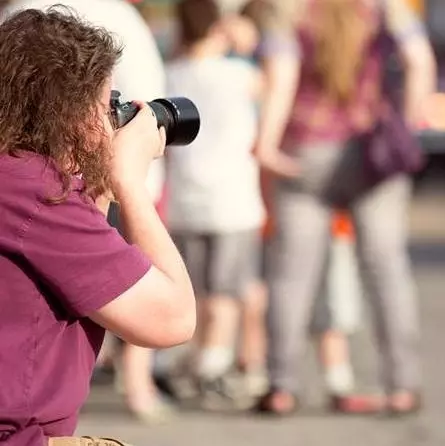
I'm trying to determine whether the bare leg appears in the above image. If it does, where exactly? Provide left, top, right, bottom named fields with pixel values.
left=317, top=330, right=355, bottom=396
left=121, top=344, right=173, bottom=423
left=96, top=331, right=117, bottom=368
left=238, top=279, right=269, bottom=397
left=238, top=280, right=268, bottom=372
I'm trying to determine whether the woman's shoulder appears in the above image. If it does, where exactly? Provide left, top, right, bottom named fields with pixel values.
left=0, top=151, right=54, bottom=182
left=0, top=151, right=83, bottom=199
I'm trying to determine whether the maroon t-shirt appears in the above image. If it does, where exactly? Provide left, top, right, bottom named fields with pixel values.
left=0, top=153, right=151, bottom=445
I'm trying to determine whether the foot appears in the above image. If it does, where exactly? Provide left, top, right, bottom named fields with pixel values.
left=196, top=375, right=241, bottom=411
left=330, top=393, right=386, bottom=414
left=127, top=394, right=175, bottom=425
left=242, top=368, right=269, bottom=398
left=256, top=389, right=299, bottom=416
left=167, top=373, right=201, bottom=402
left=387, top=391, right=421, bottom=415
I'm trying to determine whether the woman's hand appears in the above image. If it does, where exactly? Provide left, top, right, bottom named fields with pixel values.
left=253, top=43, right=301, bottom=178
left=254, top=144, right=300, bottom=179
left=110, top=101, right=166, bottom=197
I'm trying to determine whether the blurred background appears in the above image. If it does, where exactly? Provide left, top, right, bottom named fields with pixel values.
left=20, top=0, right=445, bottom=444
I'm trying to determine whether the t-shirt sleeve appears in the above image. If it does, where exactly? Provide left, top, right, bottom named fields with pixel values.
left=21, top=190, right=151, bottom=317
left=255, top=1, right=302, bottom=60
left=384, top=0, right=426, bottom=42
left=257, top=30, right=301, bottom=59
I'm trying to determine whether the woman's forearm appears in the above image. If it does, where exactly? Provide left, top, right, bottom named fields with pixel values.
left=258, top=55, right=299, bottom=148
left=402, top=38, right=437, bottom=127
left=255, top=54, right=300, bottom=176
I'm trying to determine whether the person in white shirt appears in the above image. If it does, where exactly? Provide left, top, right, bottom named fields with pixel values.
left=165, top=0, right=265, bottom=408
left=2, top=0, right=170, bottom=424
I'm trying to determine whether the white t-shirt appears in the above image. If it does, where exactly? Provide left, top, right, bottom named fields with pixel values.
left=3, top=0, right=166, bottom=201
left=166, top=56, right=264, bottom=233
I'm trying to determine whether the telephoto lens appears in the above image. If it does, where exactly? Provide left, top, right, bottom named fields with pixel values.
left=110, top=90, right=200, bottom=146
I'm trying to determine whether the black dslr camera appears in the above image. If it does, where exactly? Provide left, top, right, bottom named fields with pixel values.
left=110, top=90, right=201, bottom=146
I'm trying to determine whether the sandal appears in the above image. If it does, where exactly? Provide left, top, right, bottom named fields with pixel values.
left=127, top=395, right=175, bottom=425
left=330, top=393, right=387, bottom=415
left=255, top=389, right=299, bottom=416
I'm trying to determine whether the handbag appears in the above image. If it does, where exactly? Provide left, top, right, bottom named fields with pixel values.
left=362, top=100, right=425, bottom=184
left=361, top=5, right=425, bottom=185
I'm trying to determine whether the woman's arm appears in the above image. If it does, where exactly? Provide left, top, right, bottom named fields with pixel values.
left=254, top=36, right=301, bottom=177
left=400, top=35, right=437, bottom=127
left=386, top=0, right=437, bottom=126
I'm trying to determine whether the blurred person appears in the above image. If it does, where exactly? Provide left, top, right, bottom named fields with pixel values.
left=253, top=0, right=436, bottom=415
left=165, top=0, right=265, bottom=409
left=0, top=7, right=195, bottom=446
left=313, top=213, right=364, bottom=407
left=219, top=11, right=270, bottom=398
left=223, top=12, right=260, bottom=59
left=3, top=0, right=172, bottom=424
left=237, top=0, right=361, bottom=407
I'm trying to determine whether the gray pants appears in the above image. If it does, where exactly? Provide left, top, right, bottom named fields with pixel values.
left=267, top=140, right=420, bottom=394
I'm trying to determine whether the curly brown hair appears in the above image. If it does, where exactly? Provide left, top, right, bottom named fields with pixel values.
left=0, top=6, right=123, bottom=199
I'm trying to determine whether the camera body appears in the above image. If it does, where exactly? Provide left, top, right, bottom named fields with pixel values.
left=110, top=90, right=201, bottom=146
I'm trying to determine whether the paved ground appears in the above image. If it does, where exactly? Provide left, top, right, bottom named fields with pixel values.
left=76, top=177, right=445, bottom=446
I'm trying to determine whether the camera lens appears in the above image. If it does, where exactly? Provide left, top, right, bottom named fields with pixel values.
left=110, top=90, right=200, bottom=146
left=149, top=98, right=201, bottom=146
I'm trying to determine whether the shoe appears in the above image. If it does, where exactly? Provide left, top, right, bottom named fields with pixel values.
left=330, top=393, right=386, bottom=415
left=243, top=369, right=269, bottom=398
left=255, top=389, right=299, bottom=416
left=196, top=375, right=240, bottom=411
left=128, top=396, right=175, bottom=425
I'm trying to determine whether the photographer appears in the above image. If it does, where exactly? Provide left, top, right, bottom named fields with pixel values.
left=3, top=0, right=172, bottom=424
left=0, top=7, right=195, bottom=446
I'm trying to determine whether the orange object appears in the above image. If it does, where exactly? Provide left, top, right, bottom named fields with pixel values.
left=260, top=170, right=275, bottom=240
left=262, top=211, right=355, bottom=240
left=332, top=211, right=355, bottom=239
left=259, top=169, right=355, bottom=240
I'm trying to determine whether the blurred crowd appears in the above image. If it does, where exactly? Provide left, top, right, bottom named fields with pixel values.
left=93, top=0, right=437, bottom=423
left=2, top=0, right=438, bottom=426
